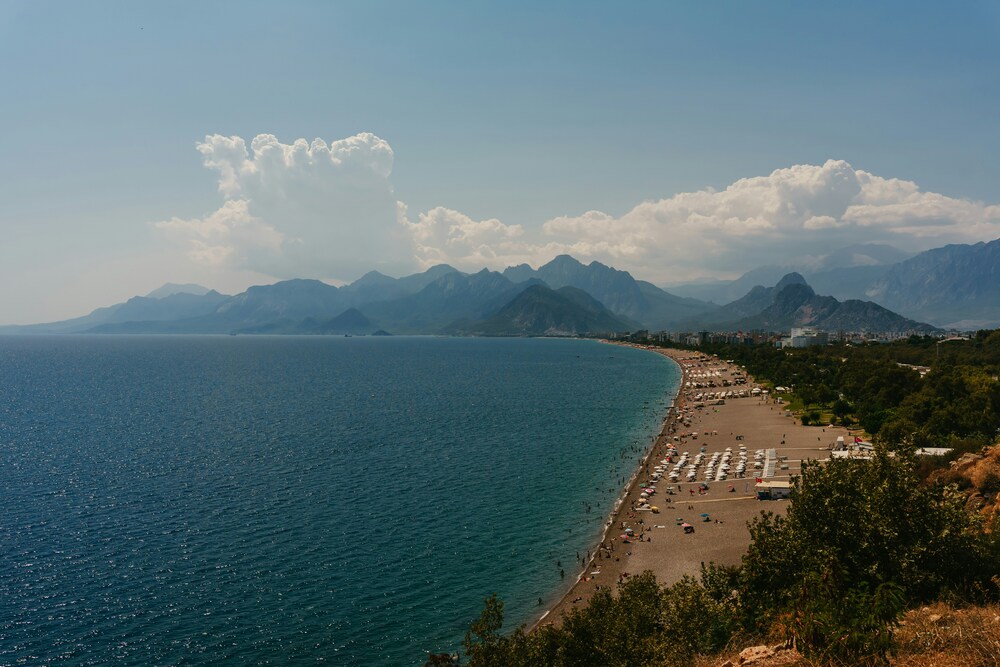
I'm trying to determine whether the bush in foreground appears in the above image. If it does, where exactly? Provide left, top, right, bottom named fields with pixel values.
left=459, top=449, right=1000, bottom=666
left=463, top=568, right=740, bottom=666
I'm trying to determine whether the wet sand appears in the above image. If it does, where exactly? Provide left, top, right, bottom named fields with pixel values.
left=536, top=345, right=849, bottom=627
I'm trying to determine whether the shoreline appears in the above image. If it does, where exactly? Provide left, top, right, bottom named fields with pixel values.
left=533, top=341, right=685, bottom=628
left=534, top=343, right=851, bottom=629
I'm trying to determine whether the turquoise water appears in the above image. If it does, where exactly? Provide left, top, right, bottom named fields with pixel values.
left=0, top=335, right=678, bottom=665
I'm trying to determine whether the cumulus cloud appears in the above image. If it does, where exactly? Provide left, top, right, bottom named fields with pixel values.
left=157, top=138, right=1000, bottom=286
left=409, top=159, right=1000, bottom=283
left=155, top=132, right=412, bottom=280
left=399, top=206, right=532, bottom=268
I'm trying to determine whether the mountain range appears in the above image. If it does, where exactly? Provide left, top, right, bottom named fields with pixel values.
left=666, top=244, right=912, bottom=304
left=452, top=284, right=639, bottom=336
left=863, top=239, right=1000, bottom=329
left=667, top=239, right=1000, bottom=328
left=501, top=255, right=715, bottom=329
left=7, top=236, right=1000, bottom=336
left=728, top=282, right=935, bottom=333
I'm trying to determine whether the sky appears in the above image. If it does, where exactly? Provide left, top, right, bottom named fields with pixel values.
left=1, top=1, right=999, bottom=324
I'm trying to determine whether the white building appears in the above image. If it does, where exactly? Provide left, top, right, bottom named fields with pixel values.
left=786, top=328, right=829, bottom=348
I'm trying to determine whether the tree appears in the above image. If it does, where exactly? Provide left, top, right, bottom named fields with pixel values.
left=464, top=594, right=508, bottom=667
left=832, top=398, right=852, bottom=419
left=559, top=572, right=669, bottom=666
left=661, top=572, right=739, bottom=659
left=791, top=567, right=904, bottom=666
left=742, top=450, right=999, bottom=643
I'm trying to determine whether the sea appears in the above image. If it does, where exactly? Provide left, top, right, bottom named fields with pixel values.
left=0, top=335, right=679, bottom=666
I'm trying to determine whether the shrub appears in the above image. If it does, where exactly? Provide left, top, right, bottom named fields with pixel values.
left=791, top=567, right=904, bottom=666
left=742, top=450, right=1000, bottom=642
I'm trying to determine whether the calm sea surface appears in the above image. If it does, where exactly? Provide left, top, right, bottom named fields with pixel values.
left=0, top=335, right=678, bottom=665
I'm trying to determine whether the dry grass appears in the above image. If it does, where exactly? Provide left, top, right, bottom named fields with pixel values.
left=693, top=650, right=811, bottom=667
left=894, top=602, right=1000, bottom=667
left=692, top=604, right=1000, bottom=667
left=968, top=455, right=1000, bottom=492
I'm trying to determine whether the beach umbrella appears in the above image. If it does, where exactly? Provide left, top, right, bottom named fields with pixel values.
left=681, top=522, right=692, bottom=528
left=650, top=506, right=660, bottom=513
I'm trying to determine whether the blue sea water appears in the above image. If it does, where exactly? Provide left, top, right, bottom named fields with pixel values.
left=0, top=335, right=678, bottom=666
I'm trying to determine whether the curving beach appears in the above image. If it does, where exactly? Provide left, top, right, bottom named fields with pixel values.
left=538, top=344, right=850, bottom=627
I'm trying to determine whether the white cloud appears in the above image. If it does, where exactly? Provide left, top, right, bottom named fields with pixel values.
left=408, top=159, right=1000, bottom=283
left=802, top=215, right=844, bottom=230
left=845, top=171, right=1000, bottom=236
left=400, top=206, right=531, bottom=269
left=154, top=199, right=283, bottom=267
left=154, top=132, right=411, bottom=281
left=156, top=139, right=1000, bottom=286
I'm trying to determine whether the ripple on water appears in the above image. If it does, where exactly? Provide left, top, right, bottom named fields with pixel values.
left=0, top=335, right=677, bottom=666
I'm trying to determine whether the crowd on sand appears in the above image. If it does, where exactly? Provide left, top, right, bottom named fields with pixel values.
left=538, top=345, right=850, bottom=627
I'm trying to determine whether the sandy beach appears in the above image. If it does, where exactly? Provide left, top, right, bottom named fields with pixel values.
left=537, top=344, right=850, bottom=627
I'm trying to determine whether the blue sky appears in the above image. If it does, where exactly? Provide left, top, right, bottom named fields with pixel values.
left=2, top=1, right=999, bottom=323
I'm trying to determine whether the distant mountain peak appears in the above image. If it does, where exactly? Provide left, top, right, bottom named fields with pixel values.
left=587, top=259, right=616, bottom=272
left=721, top=273, right=934, bottom=333
left=320, top=307, right=376, bottom=334
left=498, top=254, right=716, bottom=329
left=424, top=264, right=460, bottom=276
left=863, top=236, right=1000, bottom=327
left=145, top=283, right=212, bottom=299
left=262, top=278, right=334, bottom=289
left=457, top=282, right=635, bottom=335
left=773, top=281, right=816, bottom=306
left=545, top=254, right=585, bottom=268
left=352, top=270, right=395, bottom=287
left=774, top=272, right=808, bottom=291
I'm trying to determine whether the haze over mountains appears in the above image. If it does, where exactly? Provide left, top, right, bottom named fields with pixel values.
left=501, top=255, right=716, bottom=330
left=864, top=239, right=1000, bottom=329
left=4, top=237, right=998, bottom=336
left=667, top=243, right=914, bottom=306
left=667, top=240, right=1000, bottom=328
